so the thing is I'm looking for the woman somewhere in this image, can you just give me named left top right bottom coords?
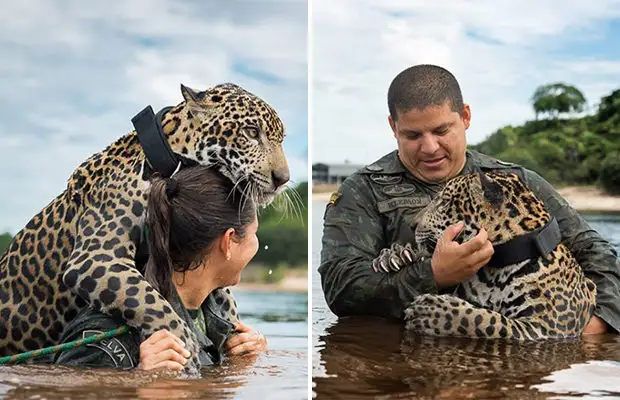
left=52, top=165, right=266, bottom=371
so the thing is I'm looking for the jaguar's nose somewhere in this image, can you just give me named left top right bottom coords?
left=272, top=168, right=290, bottom=189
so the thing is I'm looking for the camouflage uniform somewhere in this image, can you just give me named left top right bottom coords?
left=319, top=149, right=620, bottom=333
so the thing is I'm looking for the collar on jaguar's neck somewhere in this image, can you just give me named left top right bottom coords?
left=486, top=217, right=562, bottom=268
left=131, top=105, right=199, bottom=180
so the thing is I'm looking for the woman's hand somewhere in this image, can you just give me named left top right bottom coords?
left=224, top=320, right=267, bottom=356
left=138, top=329, right=192, bottom=371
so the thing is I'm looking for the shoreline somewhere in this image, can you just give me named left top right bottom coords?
left=312, top=184, right=620, bottom=213
left=237, top=268, right=308, bottom=293
left=556, top=186, right=620, bottom=213
left=236, top=278, right=307, bottom=293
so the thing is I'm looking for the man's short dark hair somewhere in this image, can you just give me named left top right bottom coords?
left=387, top=64, right=464, bottom=121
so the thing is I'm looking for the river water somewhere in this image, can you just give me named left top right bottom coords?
left=312, top=201, right=620, bottom=399
left=0, top=290, right=308, bottom=400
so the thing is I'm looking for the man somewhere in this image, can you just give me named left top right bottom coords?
left=319, top=64, right=620, bottom=335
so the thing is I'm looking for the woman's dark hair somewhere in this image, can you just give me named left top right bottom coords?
left=144, top=165, right=256, bottom=300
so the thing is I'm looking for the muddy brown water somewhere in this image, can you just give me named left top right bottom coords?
left=0, top=290, right=308, bottom=400
left=312, top=202, right=620, bottom=399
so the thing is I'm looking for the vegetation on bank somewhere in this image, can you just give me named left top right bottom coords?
left=470, top=84, right=620, bottom=194
left=0, top=233, right=10, bottom=256
left=254, top=181, right=308, bottom=270
left=240, top=262, right=307, bottom=286
left=0, top=182, right=309, bottom=276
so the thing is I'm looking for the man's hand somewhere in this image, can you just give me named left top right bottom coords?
left=224, top=320, right=267, bottom=356
left=431, top=222, right=494, bottom=288
left=138, top=329, right=191, bottom=371
left=583, top=315, right=609, bottom=335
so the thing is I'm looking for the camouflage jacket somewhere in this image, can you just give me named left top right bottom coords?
left=319, top=149, right=620, bottom=333
left=51, top=287, right=236, bottom=369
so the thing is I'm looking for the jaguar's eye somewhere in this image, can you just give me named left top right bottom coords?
left=245, top=126, right=259, bottom=139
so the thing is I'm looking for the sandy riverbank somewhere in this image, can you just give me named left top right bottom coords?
left=556, top=186, right=620, bottom=213
left=313, top=191, right=333, bottom=202
left=237, top=264, right=308, bottom=293
left=312, top=184, right=620, bottom=213
left=237, top=275, right=308, bottom=293
left=312, top=184, right=339, bottom=202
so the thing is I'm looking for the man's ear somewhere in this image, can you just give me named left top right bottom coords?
left=388, top=115, right=397, bottom=138
left=462, top=104, right=471, bottom=130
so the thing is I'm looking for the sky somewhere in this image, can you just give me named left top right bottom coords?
left=312, top=0, right=620, bottom=165
left=0, top=0, right=307, bottom=234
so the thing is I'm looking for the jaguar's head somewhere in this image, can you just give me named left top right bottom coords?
left=413, top=172, right=551, bottom=255
left=163, top=83, right=290, bottom=207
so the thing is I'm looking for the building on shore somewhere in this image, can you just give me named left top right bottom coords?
left=312, top=162, right=365, bottom=185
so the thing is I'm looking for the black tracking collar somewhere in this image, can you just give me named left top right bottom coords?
left=131, top=105, right=198, bottom=180
left=486, top=217, right=562, bottom=268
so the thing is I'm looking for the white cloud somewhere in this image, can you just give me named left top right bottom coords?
left=312, top=0, right=620, bottom=164
left=0, top=0, right=307, bottom=234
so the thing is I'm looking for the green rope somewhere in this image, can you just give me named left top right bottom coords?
left=0, top=325, right=130, bottom=365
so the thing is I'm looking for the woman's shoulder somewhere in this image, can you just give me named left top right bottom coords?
left=53, top=307, right=141, bottom=369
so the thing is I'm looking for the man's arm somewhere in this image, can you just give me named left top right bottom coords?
left=524, top=169, right=620, bottom=333
left=318, top=175, right=438, bottom=319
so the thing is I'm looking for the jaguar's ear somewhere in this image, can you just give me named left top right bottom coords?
left=181, top=84, right=202, bottom=104
left=479, top=172, right=504, bottom=209
left=180, top=84, right=217, bottom=117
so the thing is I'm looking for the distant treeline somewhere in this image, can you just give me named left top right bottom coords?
left=0, top=181, right=309, bottom=268
left=470, top=83, right=620, bottom=194
left=0, top=233, right=10, bottom=257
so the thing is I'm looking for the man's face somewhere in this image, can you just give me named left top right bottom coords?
left=389, top=101, right=470, bottom=183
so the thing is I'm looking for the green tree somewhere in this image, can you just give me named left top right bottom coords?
left=597, top=89, right=620, bottom=123
left=496, top=147, right=542, bottom=176
left=596, top=89, right=620, bottom=141
left=254, top=220, right=307, bottom=267
left=469, top=126, right=519, bottom=155
left=472, top=84, right=620, bottom=193
left=254, top=181, right=308, bottom=268
left=600, top=152, right=620, bottom=195
left=531, top=83, right=587, bottom=120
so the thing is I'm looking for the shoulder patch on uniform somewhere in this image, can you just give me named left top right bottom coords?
left=370, top=174, right=402, bottom=185
left=365, top=164, right=383, bottom=172
left=328, top=191, right=342, bottom=206
left=83, top=329, right=135, bottom=369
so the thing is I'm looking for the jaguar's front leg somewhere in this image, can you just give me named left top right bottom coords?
left=371, top=242, right=418, bottom=273
left=62, top=208, right=201, bottom=377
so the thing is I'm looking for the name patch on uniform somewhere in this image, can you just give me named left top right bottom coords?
left=83, top=330, right=134, bottom=368
left=382, top=184, right=416, bottom=196
left=370, top=174, right=402, bottom=185
left=377, top=196, right=431, bottom=213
